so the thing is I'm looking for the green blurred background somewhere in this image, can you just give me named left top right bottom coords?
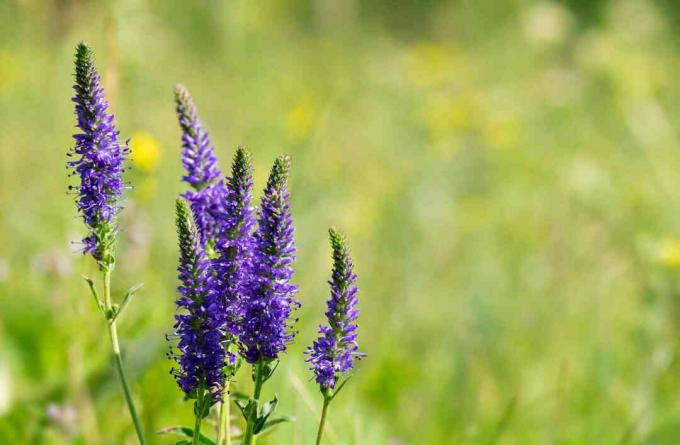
left=4, top=0, right=680, bottom=443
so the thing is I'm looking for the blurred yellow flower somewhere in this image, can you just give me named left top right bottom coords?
left=423, top=94, right=477, bottom=140
left=405, top=43, right=462, bottom=87
left=522, top=1, right=572, bottom=48
left=657, top=238, right=680, bottom=268
left=483, top=118, right=519, bottom=150
left=0, top=51, right=18, bottom=92
left=129, top=132, right=161, bottom=172
left=286, top=102, right=316, bottom=142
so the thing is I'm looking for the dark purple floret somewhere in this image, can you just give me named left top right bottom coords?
left=67, top=42, right=129, bottom=269
left=170, top=199, right=226, bottom=401
left=212, top=147, right=256, bottom=363
left=240, top=155, right=300, bottom=364
left=175, top=84, right=225, bottom=246
left=306, top=229, right=365, bottom=390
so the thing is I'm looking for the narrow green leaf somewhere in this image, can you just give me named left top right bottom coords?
left=260, top=395, right=278, bottom=418
left=81, top=275, right=104, bottom=314
left=235, top=399, right=251, bottom=421
left=111, top=282, right=143, bottom=323
left=260, top=416, right=295, bottom=436
left=158, top=425, right=216, bottom=445
left=253, top=396, right=278, bottom=434
left=330, top=376, right=352, bottom=401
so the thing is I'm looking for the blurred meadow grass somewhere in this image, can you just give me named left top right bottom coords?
left=5, top=0, right=680, bottom=443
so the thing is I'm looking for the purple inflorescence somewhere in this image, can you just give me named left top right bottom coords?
left=240, top=155, right=300, bottom=364
left=67, top=42, right=129, bottom=267
left=306, top=229, right=365, bottom=390
left=212, top=147, right=256, bottom=364
left=175, top=84, right=225, bottom=246
left=171, top=199, right=226, bottom=401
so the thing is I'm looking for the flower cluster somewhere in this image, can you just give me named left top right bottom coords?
left=306, top=229, right=364, bottom=390
left=240, top=155, right=300, bottom=364
left=167, top=84, right=362, bottom=445
left=175, top=84, right=225, bottom=246
left=68, top=42, right=129, bottom=268
left=170, top=199, right=226, bottom=400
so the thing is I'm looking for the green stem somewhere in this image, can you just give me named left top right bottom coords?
left=315, top=395, right=331, bottom=445
left=192, top=399, right=203, bottom=445
left=104, top=270, right=147, bottom=445
left=243, top=361, right=265, bottom=445
left=217, top=381, right=232, bottom=445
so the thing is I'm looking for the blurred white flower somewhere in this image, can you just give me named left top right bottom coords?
left=0, top=363, right=10, bottom=414
left=523, top=1, right=572, bottom=47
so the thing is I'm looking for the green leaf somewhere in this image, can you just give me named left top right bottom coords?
left=260, top=416, right=295, bottom=436
left=235, top=398, right=252, bottom=421
left=158, top=425, right=216, bottom=445
left=260, top=395, right=278, bottom=418
left=330, top=376, right=352, bottom=401
left=111, top=282, right=143, bottom=323
left=82, top=275, right=104, bottom=314
left=253, top=396, right=278, bottom=434
left=262, top=360, right=279, bottom=382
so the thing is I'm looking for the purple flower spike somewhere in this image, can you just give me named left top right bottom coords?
left=67, top=42, right=129, bottom=269
left=212, top=147, right=256, bottom=364
left=175, top=84, right=225, bottom=246
left=240, top=155, right=300, bottom=364
left=306, top=229, right=365, bottom=390
left=170, top=199, right=226, bottom=401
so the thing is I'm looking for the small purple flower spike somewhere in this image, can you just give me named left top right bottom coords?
left=212, top=147, right=256, bottom=364
left=175, top=84, right=226, bottom=246
left=306, top=229, right=365, bottom=390
left=240, top=155, right=300, bottom=364
left=67, top=42, right=129, bottom=269
left=170, top=199, right=226, bottom=401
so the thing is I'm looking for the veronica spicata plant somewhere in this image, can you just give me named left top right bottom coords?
left=170, top=199, right=226, bottom=445
left=239, top=155, right=300, bottom=445
left=306, top=229, right=365, bottom=445
left=67, top=42, right=146, bottom=444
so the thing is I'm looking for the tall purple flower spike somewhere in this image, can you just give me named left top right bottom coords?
left=170, top=199, right=226, bottom=401
left=240, top=155, right=300, bottom=364
left=175, top=84, right=225, bottom=246
left=212, top=147, right=256, bottom=364
left=306, top=229, right=365, bottom=390
left=67, top=42, right=129, bottom=269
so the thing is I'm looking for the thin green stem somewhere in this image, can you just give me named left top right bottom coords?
left=315, top=395, right=331, bottom=445
left=217, top=381, right=232, bottom=445
left=243, top=361, right=265, bottom=445
left=103, top=269, right=147, bottom=445
left=192, top=399, right=203, bottom=445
